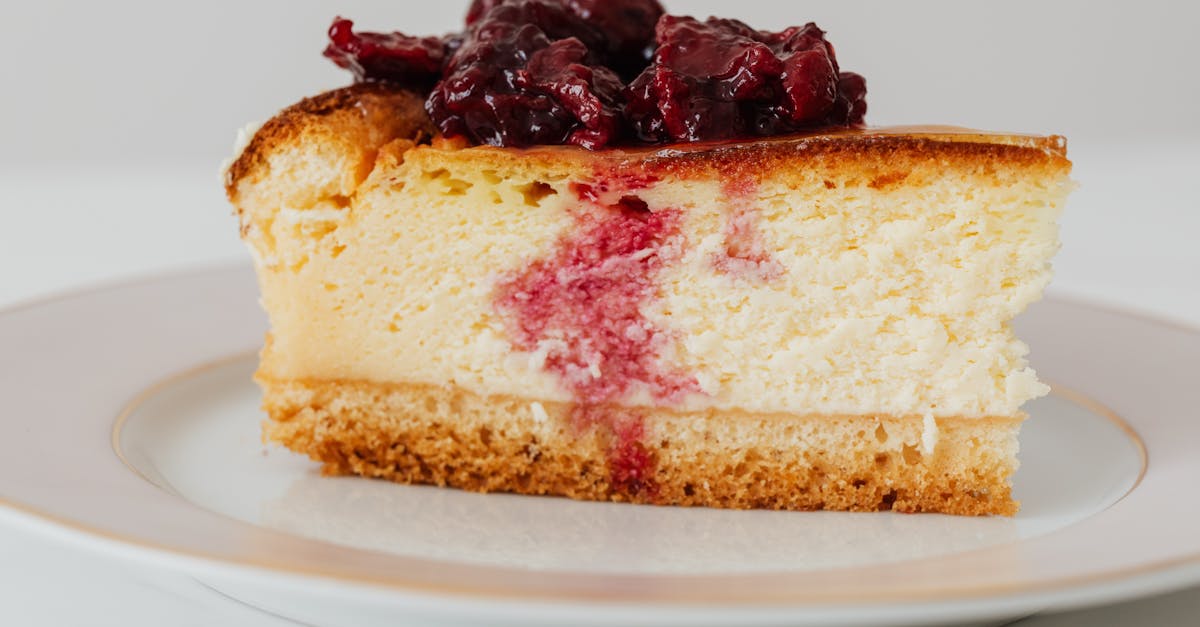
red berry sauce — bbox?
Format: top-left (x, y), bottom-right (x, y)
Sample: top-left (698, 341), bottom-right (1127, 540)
top-left (712, 179), bottom-right (785, 282)
top-left (494, 174), bottom-right (700, 496)
top-left (494, 186), bottom-right (697, 405)
top-left (573, 406), bottom-right (658, 496)
top-left (324, 0), bottom-right (867, 149)
top-left (569, 168), bottom-right (658, 205)
top-left (427, 2), bottom-right (629, 149)
top-left (626, 17), bottom-right (866, 143)
top-left (323, 18), bottom-right (453, 88)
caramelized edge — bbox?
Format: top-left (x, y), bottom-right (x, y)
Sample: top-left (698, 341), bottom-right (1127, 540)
top-left (223, 83), bottom-right (435, 199)
top-left (224, 83), bottom-right (1071, 197)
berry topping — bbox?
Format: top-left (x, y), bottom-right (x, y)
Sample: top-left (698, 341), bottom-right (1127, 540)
top-left (428, 2), bottom-right (626, 149)
top-left (322, 18), bottom-right (450, 87)
top-left (558, 0), bottom-right (664, 79)
top-left (323, 2), bottom-right (867, 148)
top-left (465, 0), bottom-right (663, 78)
top-left (626, 17), bottom-right (867, 143)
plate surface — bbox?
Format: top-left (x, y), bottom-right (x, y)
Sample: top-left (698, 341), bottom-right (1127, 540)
top-left (1, 266), bottom-right (1198, 627)
top-left (118, 355), bottom-right (1143, 575)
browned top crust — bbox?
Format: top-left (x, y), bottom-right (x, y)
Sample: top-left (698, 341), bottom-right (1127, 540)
top-left (225, 84), bottom-right (1070, 196)
top-left (224, 83), bottom-right (435, 198)
top-left (628, 129), bottom-right (1070, 181)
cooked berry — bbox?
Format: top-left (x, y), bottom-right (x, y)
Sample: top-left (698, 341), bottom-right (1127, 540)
top-left (428, 1), bottom-right (625, 149)
top-left (559, 0), bottom-right (663, 78)
top-left (322, 17), bottom-right (449, 87)
top-left (626, 16), bottom-right (867, 143)
top-left (324, 2), bottom-right (867, 148)
top-left (466, 0), bottom-right (662, 78)
top-left (466, 0), bottom-right (503, 25)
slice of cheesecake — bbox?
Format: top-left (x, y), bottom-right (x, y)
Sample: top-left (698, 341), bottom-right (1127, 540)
top-left (226, 83), bottom-right (1071, 515)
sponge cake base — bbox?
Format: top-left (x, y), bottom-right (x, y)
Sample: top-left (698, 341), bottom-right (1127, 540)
top-left (262, 377), bottom-right (1021, 515)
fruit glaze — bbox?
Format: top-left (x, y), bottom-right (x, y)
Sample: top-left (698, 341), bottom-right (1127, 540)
top-left (324, 0), bottom-right (867, 149)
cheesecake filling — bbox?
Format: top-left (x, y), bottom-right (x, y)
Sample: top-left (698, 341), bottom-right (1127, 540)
top-left (712, 178), bottom-right (785, 282)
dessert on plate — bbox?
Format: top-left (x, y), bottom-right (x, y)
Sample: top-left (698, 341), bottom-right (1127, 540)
top-left (225, 0), bottom-right (1071, 515)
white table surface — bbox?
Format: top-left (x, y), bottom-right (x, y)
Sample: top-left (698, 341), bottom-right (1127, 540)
top-left (0, 139), bottom-right (1197, 625)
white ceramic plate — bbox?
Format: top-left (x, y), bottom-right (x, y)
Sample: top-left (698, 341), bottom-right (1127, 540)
top-left (0, 266), bottom-right (1197, 627)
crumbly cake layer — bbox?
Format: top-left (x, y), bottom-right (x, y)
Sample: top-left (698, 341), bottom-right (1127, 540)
top-left (262, 377), bottom-right (1021, 516)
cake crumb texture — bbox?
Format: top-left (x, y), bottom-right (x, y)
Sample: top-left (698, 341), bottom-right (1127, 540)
top-left (262, 377), bottom-right (1021, 516)
top-left (227, 85), bottom-right (1070, 516)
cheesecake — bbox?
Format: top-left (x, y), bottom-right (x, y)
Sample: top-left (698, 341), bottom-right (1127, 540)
top-left (224, 1), bottom-right (1072, 515)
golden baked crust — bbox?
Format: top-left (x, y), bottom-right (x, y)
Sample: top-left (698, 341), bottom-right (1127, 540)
top-left (225, 83), bottom-right (435, 202)
top-left (261, 377), bottom-right (1020, 516)
top-left (225, 84), bottom-right (1069, 201)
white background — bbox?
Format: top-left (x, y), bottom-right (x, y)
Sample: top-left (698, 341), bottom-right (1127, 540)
top-left (1, 1), bottom-right (1197, 624)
